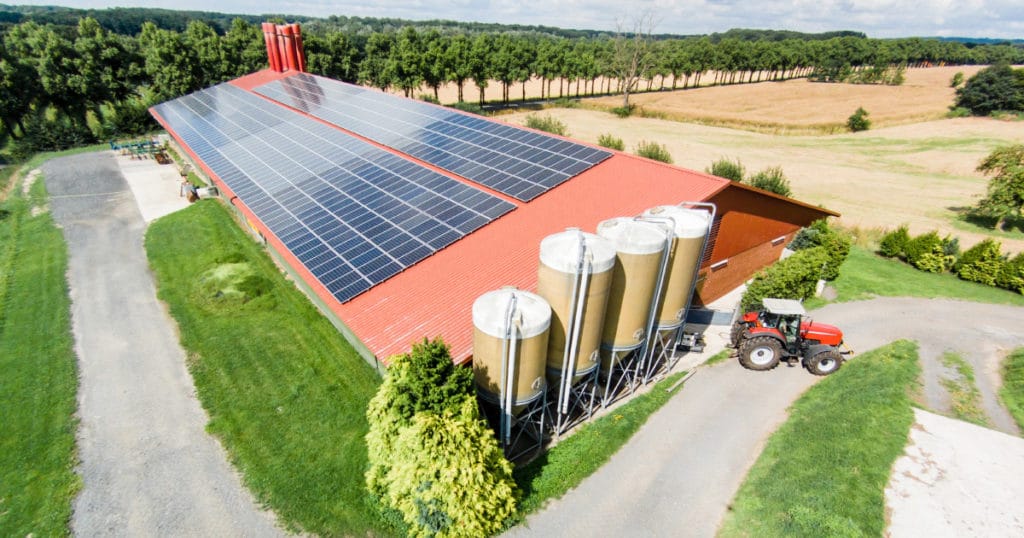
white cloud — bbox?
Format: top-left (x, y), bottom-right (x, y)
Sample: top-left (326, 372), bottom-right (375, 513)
top-left (7, 0), bottom-right (1024, 38)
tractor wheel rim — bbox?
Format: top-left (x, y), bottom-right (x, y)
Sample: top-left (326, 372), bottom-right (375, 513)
top-left (751, 346), bottom-right (775, 365)
top-left (818, 358), bottom-right (837, 372)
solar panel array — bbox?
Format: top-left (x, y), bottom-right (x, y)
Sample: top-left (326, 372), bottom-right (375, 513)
top-left (254, 74), bottom-right (611, 202)
top-left (152, 83), bottom-right (514, 302)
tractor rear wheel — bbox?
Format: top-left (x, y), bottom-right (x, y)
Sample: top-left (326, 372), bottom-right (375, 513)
top-left (806, 348), bottom-right (843, 376)
top-left (729, 321), bottom-right (746, 348)
top-left (738, 336), bottom-right (782, 371)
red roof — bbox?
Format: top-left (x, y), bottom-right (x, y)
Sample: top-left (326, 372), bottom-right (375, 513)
top-left (153, 69), bottom-right (730, 364)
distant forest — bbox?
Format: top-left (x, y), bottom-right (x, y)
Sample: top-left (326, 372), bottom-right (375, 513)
top-left (1, 4), bottom-right (1022, 158)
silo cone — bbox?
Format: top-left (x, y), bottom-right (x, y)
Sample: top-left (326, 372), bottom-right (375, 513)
top-left (536, 229), bottom-right (616, 385)
top-left (643, 206), bottom-right (711, 328)
top-left (596, 218), bottom-right (667, 370)
top-left (472, 288), bottom-right (551, 413)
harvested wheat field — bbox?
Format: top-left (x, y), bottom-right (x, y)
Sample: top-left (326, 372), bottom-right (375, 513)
top-left (588, 66), bottom-right (989, 133)
top-left (500, 108), bottom-right (1024, 253)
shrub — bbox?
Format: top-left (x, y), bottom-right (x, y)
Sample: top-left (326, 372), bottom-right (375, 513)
top-left (386, 398), bottom-right (517, 538)
top-left (947, 106), bottom-right (971, 118)
top-left (788, 219), bottom-right (850, 281)
top-left (10, 110), bottom-right (98, 160)
top-left (996, 253), bottom-right (1024, 294)
top-left (904, 231), bottom-right (954, 273)
top-left (878, 225), bottom-right (910, 259)
top-left (102, 97), bottom-right (157, 138)
top-left (611, 104), bottom-right (635, 118)
top-left (955, 64), bottom-right (1024, 116)
top-left (706, 157), bottom-right (745, 182)
top-left (634, 140), bottom-right (673, 163)
top-left (524, 113), bottom-right (568, 136)
top-left (597, 133), bottom-right (625, 151)
top-left (747, 166), bottom-right (793, 197)
top-left (365, 339), bottom-right (515, 537)
top-left (951, 71), bottom-right (965, 88)
top-left (741, 246), bottom-right (830, 311)
top-left (448, 101), bottom-right (484, 115)
top-left (552, 97), bottom-right (579, 108)
top-left (847, 107), bottom-right (871, 132)
top-left (418, 93), bottom-right (440, 104)
top-left (955, 239), bottom-right (1005, 286)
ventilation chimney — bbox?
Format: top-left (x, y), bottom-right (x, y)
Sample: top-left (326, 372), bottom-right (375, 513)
top-left (261, 22), bottom-right (281, 72)
top-left (291, 23), bottom-right (306, 73)
top-left (263, 21), bottom-right (307, 73)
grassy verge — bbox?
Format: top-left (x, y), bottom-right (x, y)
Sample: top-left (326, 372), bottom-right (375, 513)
top-left (938, 351), bottom-right (990, 427)
top-left (1000, 348), bottom-right (1024, 432)
top-left (513, 371), bottom-right (687, 518)
top-left (704, 348), bottom-right (733, 367)
top-left (0, 171), bottom-right (79, 536)
top-left (144, 201), bottom-right (386, 535)
top-left (805, 246), bottom-right (1024, 309)
top-left (718, 341), bottom-right (920, 537)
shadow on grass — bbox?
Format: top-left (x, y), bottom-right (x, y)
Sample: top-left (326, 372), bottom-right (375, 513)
top-left (948, 205), bottom-right (1024, 235)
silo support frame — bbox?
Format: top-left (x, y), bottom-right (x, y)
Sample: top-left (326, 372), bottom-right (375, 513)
top-left (600, 347), bottom-right (644, 408)
top-left (550, 366), bottom-right (600, 437)
top-left (644, 325), bottom-right (684, 383)
top-left (479, 391), bottom-right (548, 463)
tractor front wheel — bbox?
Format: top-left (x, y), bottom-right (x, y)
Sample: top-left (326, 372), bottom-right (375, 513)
top-left (806, 348), bottom-right (843, 376)
top-left (738, 336), bottom-right (782, 371)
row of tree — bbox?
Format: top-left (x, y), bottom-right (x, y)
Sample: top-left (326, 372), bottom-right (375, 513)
top-left (2, 15), bottom-right (1024, 149)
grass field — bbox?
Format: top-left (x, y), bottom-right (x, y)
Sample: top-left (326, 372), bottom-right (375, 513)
top-left (145, 201), bottom-right (388, 536)
top-left (1001, 348), bottom-right (1024, 432)
top-left (939, 351), bottom-right (990, 427)
top-left (0, 169), bottom-right (79, 536)
top-left (718, 340), bottom-right (920, 537)
top-left (513, 371), bottom-right (687, 519)
top-left (804, 246), bottom-right (1024, 308)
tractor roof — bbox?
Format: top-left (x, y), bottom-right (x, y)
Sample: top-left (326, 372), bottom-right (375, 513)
top-left (762, 298), bottom-right (807, 316)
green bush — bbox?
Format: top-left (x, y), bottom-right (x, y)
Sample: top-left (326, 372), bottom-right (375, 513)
top-left (903, 231), bottom-right (952, 273)
top-left (789, 219), bottom-right (851, 281)
top-left (741, 246), bottom-right (830, 311)
top-left (10, 111), bottom-right (98, 160)
top-left (102, 97), bottom-right (157, 138)
top-left (525, 113), bottom-right (568, 136)
top-left (747, 166), bottom-right (792, 197)
top-left (418, 93), bottom-right (440, 104)
top-left (951, 72), bottom-right (965, 88)
top-left (706, 157), bottom-right (745, 182)
top-left (947, 106), bottom-right (972, 118)
top-left (366, 339), bottom-right (514, 537)
top-left (878, 225), bottom-right (910, 259)
top-left (386, 398), bottom-right (517, 538)
top-left (597, 133), bottom-right (625, 151)
top-left (955, 64), bottom-right (1024, 116)
top-left (996, 253), bottom-right (1024, 294)
top-left (634, 140), bottom-right (673, 163)
top-left (847, 107), bottom-right (871, 132)
top-left (552, 97), bottom-right (579, 108)
top-left (954, 239), bottom-right (1004, 286)
top-left (611, 104), bottom-right (635, 117)
top-left (448, 102), bottom-right (484, 115)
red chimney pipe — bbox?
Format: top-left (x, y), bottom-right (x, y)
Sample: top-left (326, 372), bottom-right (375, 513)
top-left (291, 23), bottom-right (306, 73)
top-left (275, 25), bottom-right (289, 71)
top-left (261, 22), bottom-right (281, 72)
top-left (281, 24), bottom-right (298, 72)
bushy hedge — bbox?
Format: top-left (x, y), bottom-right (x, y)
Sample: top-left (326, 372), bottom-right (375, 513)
top-left (365, 338), bottom-right (516, 537)
top-left (789, 219), bottom-right (851, 281)
top-left (879, 227), bottom-right (1024, 294)
top-left (741, 246), bottom-right (830, 311)
top-left (597, 133), bottom-right (625, 151)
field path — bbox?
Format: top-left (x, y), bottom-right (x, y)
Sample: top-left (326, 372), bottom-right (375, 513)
top-left (507, 297), bottom-right (1024, 537)
top-left (44, 152), bottom-right (285, 537)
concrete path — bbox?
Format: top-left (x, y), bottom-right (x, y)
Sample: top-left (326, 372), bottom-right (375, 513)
top-left (509, 296), bottom-right (1024, 537)
top-left (45, 152), bottom-right (284, 537)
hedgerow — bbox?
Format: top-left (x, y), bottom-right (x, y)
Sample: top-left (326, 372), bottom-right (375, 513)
top-left (741, 246), bottom-right (830, 311)
top-left (878, 225), bottom-right (910, 259)
top-left (955, 239), bottom-right (1004, 286)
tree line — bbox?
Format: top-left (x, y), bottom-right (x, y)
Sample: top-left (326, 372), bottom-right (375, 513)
top-left (2, 13), bottom-right (1023, 157)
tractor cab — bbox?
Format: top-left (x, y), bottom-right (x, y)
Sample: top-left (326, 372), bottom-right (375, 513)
top-left (762, 298), bottom-right (805, 347)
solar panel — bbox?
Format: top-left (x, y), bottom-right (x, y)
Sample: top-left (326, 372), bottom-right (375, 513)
top-left (253, 73), bottom-right (611, 202)
top-left (152, 83), bottom-right (514, 303)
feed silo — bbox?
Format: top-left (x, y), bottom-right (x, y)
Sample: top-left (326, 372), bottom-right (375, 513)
top-left (642, 205), bottom-right (712, 329)
top-left (596, 217), bottom-right (670, 370)
top-left (536, 229), bottom-right (616, 385)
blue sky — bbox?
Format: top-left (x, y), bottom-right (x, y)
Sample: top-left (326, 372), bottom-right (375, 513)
top-left (9, 1), bottom-right (1024, 39)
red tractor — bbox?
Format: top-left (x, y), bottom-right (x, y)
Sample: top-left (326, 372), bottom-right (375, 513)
top-left (729, 298), bottom-right (852, 376)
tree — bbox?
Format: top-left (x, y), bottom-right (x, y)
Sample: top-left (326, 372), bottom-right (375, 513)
top-left (391, 27), bottom-right (425, 97)
top-left (139, 22), bottom-right (201, 100)
top-left (468, 34), bottom-right (492, 105)
top-left (420, 29), bottom-right (447, 101)
top-left (612, 12), bottom-right (657, 109)
top-left (972, 144), bottom-right (1024, 230)
top-left (955, 64), bottom-right (1024, 116)
top-left (183, 20), bottom-right (225, 88)
top-left (748, 166), bottom-right (793, 197)
top-left (847, 107), bottom-right (870, 132)
top-left (446, 33), bottom-right (472, 102)
top-left (304, 30), bottom-right (358, 82)
top-left (0, 37), bottom-right (39, 136)
top-left (359, 31), bottom-right (395, 92)
top-left (222, 19), bottom-right (267, 78)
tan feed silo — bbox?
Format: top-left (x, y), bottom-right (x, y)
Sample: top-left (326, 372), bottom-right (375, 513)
top-left (596, 218), bottom-right (669, 368)
top-left (536, 229), bottom-right (616, 383)
top-left (642, 206), bottom-right (711, 328)
top-left (472, 288), bottom-right (551, 409)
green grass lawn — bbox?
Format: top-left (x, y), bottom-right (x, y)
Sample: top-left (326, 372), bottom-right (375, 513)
top-left (0, 171), bottom-right (79, 536)
top-left (718, 341), bottom-right (920, 537)
top-left (513, 371), bottom-right (687, 519)
top-left (939, 351), bottom-right (990, 427)
top-left (144, 201), bottom-right (388, 535)
top-left (1000, 348), bottom-right (1024, 433)
top-left (805, 246), bottom-right (1024, 309)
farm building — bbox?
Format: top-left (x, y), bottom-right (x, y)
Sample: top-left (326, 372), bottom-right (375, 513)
top-left (149, 24), bottom-right (835, 369)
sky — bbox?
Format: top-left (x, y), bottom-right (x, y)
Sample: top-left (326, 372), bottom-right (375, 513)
top-left (7, 0), bottom-right (1024, 39)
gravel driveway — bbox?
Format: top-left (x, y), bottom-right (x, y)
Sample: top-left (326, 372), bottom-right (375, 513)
top-left (508, 296), bottom-right (1024, 537)
top-left (45, 152), bottom-right (285, 537)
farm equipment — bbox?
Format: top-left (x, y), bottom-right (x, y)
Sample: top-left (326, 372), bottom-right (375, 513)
top-left (729, 298), bottom-right (852, 376)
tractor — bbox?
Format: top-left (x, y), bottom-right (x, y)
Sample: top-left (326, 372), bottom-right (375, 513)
top-left (729, 298), bottom-right (852, 376)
